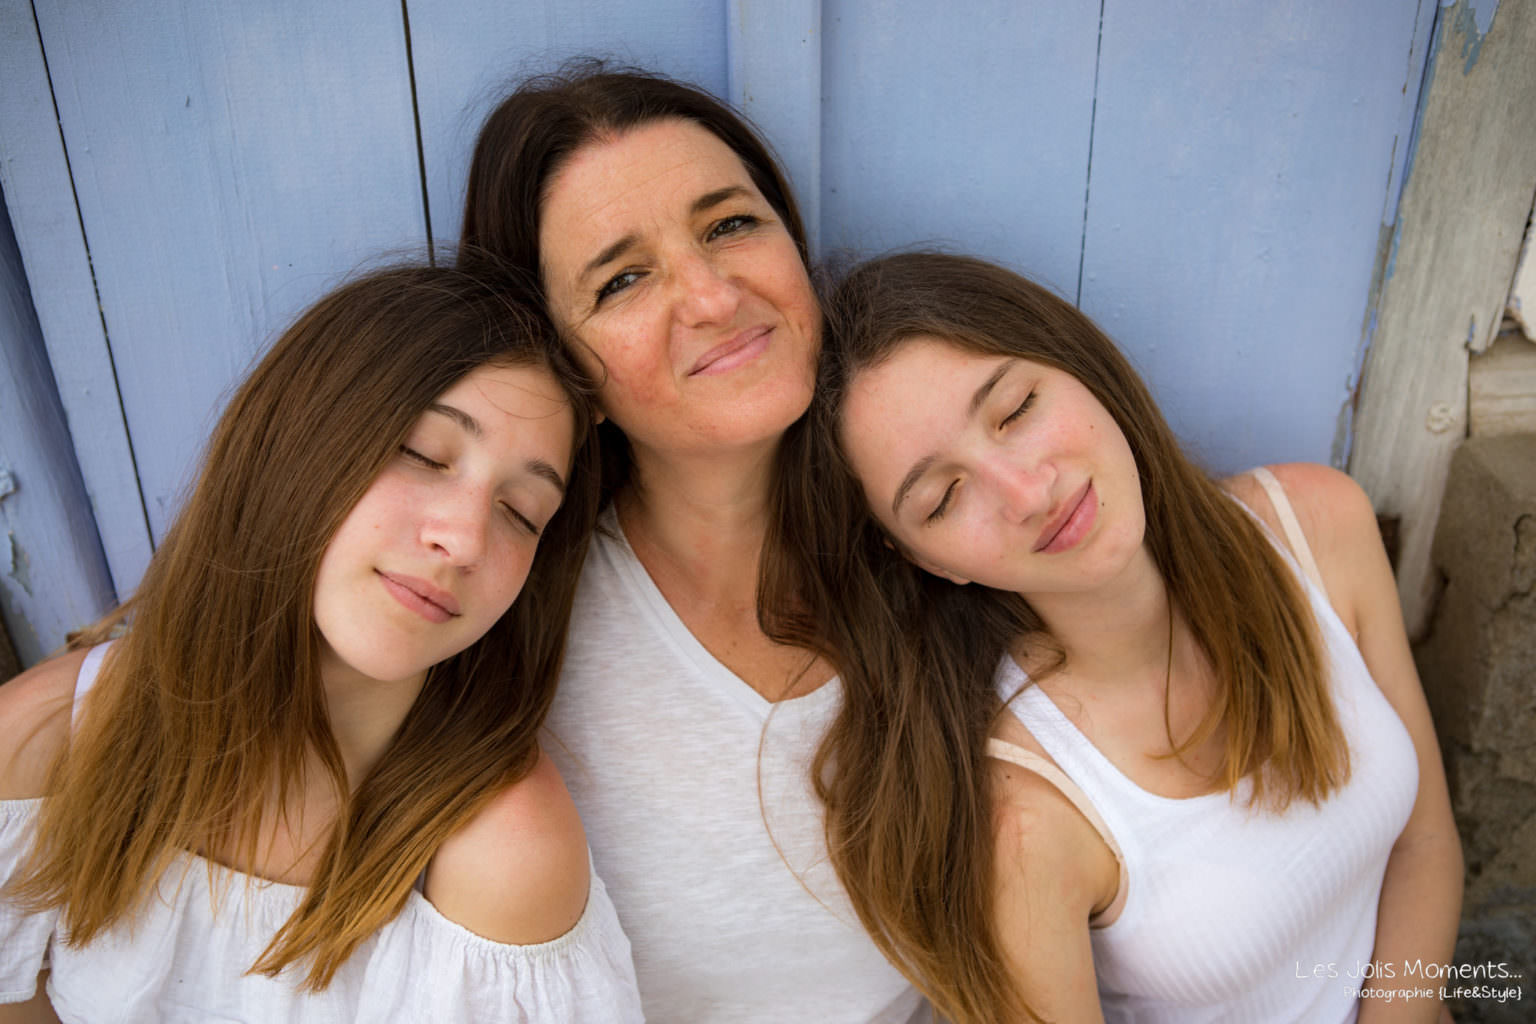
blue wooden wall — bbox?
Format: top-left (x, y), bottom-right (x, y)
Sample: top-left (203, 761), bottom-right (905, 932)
top-left (0, 0), bottom-right (1436, 664)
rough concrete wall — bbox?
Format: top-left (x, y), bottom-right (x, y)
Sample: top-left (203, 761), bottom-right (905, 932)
top-left (1414, 435), bottom-right (1536, 1023)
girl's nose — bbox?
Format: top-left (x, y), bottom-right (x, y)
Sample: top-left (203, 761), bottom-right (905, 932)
top-left (981, 455), bottom-right (1052, 523)
top-left (420, 490), bottom-right (490, 568)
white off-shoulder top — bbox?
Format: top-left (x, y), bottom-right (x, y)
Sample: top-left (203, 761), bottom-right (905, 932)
top-left (0, 645), bottom-right (644, 1023)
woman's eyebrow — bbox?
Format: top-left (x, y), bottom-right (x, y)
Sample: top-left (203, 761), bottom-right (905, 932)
top-left (691, 185), bottom-right (750, 215)
top-left (581, 234), bottom-right (638, 282)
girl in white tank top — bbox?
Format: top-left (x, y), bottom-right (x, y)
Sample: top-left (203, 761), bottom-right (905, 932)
top-left (804, 252), bottom-right (1462, 1023)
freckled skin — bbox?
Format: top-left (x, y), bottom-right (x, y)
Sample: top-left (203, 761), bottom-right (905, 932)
top-left (538, 119), bottom-right (820, 462)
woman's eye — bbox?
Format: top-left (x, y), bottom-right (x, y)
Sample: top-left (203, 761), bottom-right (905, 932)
top-left (400, 446), bottom-right (446, 470)
top-left (595, 270), bottom-right (643, 304)
top-left (501, 503), bottom-right (542, 537)
top-left (1000, 392), bottom-right (1036, 429)
top-left (925, 481), bottom-right (959, 524)
top-left (707, 214), bottom-right (759, 241)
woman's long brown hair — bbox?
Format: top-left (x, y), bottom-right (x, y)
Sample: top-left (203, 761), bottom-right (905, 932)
top-left (7, 260), bottom-right (601, 990)
top-left (763, 252), bottom-right (1350, 1023)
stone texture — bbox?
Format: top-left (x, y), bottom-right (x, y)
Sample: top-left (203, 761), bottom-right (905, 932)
top-left (1413, 435), bottom-right (1536, 1022)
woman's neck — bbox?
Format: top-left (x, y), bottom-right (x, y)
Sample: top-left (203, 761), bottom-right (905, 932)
top-left (618, 438), bottom-right (779, 596)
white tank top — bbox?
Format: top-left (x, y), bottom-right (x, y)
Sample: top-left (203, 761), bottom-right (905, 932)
top-left (544, 508), bottom-right (926, 1024)
top-left (991, 471), bottom-right (1419, 1022)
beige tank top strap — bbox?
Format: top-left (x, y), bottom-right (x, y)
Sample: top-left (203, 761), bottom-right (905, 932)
top-left (986, 737), bottom-right (1129, 928)
top-left (1247, 466), bottom-right (1327, 597)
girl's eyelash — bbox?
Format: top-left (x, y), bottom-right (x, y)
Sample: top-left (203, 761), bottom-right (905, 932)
top-left (1000, 391), bottom-right (1036, 428)
top-left (503, 504), bottom-right (541, 537)
top-left (926, 481), bottom-right (958, 524)
top-left (400, 445), bottom-right (446, 470)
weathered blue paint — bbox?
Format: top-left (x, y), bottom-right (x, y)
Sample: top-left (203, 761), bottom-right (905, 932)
top-left (0, 188), bottom-right (116, 663)
top-left (820, 0), bottom-right (1099, 295)
top-left (729, 0), bottom-right (823, 254)
top-left (0, 0), bottom-right (154, 595)
top-left (1, 0), bottom-right (1440, 663)
top-left (1381, 0), bottom-right (1438, 226)
top-left (1453, 0), bottom-right (1500, 73)
top-left (31, 1), bottom-right (429, 544)
top-left (410, 0), bottom-right (730, 253)
top-left (1079, 1), bottom-right (1422, 473)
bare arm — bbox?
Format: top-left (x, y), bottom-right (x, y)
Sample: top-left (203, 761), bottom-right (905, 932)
top-left (991, 760), bottom-right (1117, 1023)
top-left (0, 973), bottom-right (61, 1024)
top-left (1272, 465), bottom-right (1463, 1024)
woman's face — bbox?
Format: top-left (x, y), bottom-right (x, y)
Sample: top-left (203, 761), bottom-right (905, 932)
top-left (312, 361), bottom-right (576, 687)
top-left (537, 118), bottom-right (819, 461)
top-left (839, 336), bottom-right (1146, 597)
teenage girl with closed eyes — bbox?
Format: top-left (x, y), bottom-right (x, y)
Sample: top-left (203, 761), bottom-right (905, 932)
top-left (0, 263), bottom-right (641, 1022)
top-left (769, 251), bottom-right (1461, 1023)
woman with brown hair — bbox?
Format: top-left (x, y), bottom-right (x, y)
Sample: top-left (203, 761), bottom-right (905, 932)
top-left (779, 250), bottom-right (1462, 1022)
top-left (0, 262), bottom-right (641, 1021)
top-left (460, 63), bottom-right (925, 1021)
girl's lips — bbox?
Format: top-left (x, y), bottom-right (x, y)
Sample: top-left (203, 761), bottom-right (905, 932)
top-left (1033, 481), bottom-right (1097, 554)
top-left (689, 326), bottom-right (772, 376)
top-left (377, 571), bottom-right (461, 623)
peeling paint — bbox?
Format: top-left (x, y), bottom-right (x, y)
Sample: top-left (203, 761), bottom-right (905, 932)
top-left (0, 470), bottom-right (15, 502)
top-left (5, 533), bottom-right (31, 597)
top-left (1451, 0), bottom-right (1499, 74)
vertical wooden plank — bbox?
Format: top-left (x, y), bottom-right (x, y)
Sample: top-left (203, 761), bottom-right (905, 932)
top-left (0, 193), bottom-right (117, 664)
top-left (1080, 0), bottom-right (1425, 473)
top-left (820, 0), bottom-right (1099, 296)
top-left (409, 0), bottom-right (729, 251)
top-left (727, 0), bottom-right (822, 254)
top-left (34, 0), bottom-right (427, 550)
top-left (0, 0), bottom-right (153, 595)
top-left (1350, 0), bottom-right (1536, 635)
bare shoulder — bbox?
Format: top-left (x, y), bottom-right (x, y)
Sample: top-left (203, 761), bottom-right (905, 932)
top-left (0, 648), bottom-right (89, 800)
top-left (988, 714), bottom-right (1118, 919)
top-left (1224, 464), bottom-right (1383, 617)
top-left (1222, 462), bottom-right (1376, 544)
top-left (424, 749), bottom-right (590, 946)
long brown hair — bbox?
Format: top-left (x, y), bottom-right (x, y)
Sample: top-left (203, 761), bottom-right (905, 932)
top-left (8, 260), bottom-right (601, 989)
top-left (765, 252), bottom-right (1350, 1022)
top-left (460, 57), bottom-right (811, 508)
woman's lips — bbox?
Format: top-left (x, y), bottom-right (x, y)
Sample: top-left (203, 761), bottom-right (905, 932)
top-left (377, 571), bottom-right (461, 623)
top-left (1033, 481), bottom-right (1096, 554)
top-left (689, 326), bottom-right (772, 376)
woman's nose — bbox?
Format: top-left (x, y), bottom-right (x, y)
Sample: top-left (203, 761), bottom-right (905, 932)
top-left (671, 251), bottom-right (741, 326)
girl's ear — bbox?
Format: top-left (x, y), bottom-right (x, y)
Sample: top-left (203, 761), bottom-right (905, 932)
top-left (593, 408), bottom-right (607, 425)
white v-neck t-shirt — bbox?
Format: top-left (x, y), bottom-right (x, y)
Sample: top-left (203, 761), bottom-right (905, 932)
top-left (544, 508), bottom-right (925, 1023)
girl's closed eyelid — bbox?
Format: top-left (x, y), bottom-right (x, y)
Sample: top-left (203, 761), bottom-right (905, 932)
top-left (999, 391), bottom-right (1036, 428)
top-left (400, 445), bottom-right (446, 470)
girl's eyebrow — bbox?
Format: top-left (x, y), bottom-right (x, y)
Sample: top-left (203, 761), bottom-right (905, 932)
top-left (427, 402), bottom-right (481, 438)
top-left (426, 403), bottom-right (566, 494)
top-left (892, 361), bottom-right (1016, 516)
